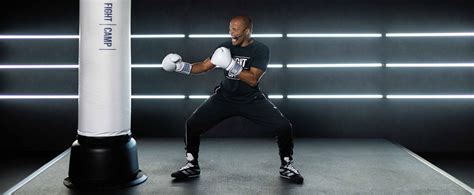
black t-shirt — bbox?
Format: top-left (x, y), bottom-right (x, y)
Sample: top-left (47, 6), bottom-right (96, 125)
top-left (214, 40), bottom-right (270, 101)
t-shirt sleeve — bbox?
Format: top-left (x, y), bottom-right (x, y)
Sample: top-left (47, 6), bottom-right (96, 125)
top-left (251, 44), bottom-right (270, 71)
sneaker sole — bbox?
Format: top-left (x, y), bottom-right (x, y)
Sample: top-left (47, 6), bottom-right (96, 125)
top-left (280, 175), bottom-right (303, 184)
top-left (171, 174), bottom-right (200, 179)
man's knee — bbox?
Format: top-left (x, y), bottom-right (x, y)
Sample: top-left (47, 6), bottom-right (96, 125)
top-left (276, 120), bottom-right (293, 134)
top-left (186, 116), bottom-right (205, 135)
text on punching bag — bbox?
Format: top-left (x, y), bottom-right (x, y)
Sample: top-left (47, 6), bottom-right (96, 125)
top-left (103, 3), bottom-right (113, 47)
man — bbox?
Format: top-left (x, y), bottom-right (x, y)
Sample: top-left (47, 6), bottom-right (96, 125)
top-left (161, 15), bottom-right (303, 184)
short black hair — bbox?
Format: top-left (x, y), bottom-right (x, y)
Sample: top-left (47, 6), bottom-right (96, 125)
top-left (231, 15), bottom-right (253, 31)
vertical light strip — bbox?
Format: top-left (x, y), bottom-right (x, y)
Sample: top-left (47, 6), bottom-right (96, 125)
top-left (386, 95), bottom-right (474, 99)
top-left (5, 33), bottom-right (473, 39)
top-left (132, 95), bottom-right (186, 99)
top-left (287, 95), bottom-right (383, 99)
top-left (0, 34), bottom-right (186, 39)
top-left (287, 63), bottom-right (382, 68)
top-left (287, 33), bottom-right (382, 37)
top-left (0, 34), bottom-right (184, 39)
top-left (6, 63), bottom-right (474, 69)
top-left (386, 32), bottom-right (474, 37)
top-left (268, 95), bottom-right (284, 99)
top-left (188, 95), bottom-right (210, 99)
top-left (0, 95), bottom-right (197, 99)
top-left (188, 34), bottom-right (230, 38)
top-left (188, 95), bottom-right (284, 99)
top-left (0, 65), bottom-right (79, 69)
top-left (386, 63), bottom-right (474, 67)
top-left (188, 34), bottom-right (283, 38)
top-left (0, 95), bottom-right (78, 99)
top-left (267, 64), bottom-right (283, 68)
top-left (3, 95), bottom-right (474, 100)
top-left (0, 64), bottom-right (279, 69)
top-left (131, 64), bottom-right (162, 68)
top-left (0, 35), bottom-right (79, 39)
top-left (5, 63), bottom-right (473, 69)
top-left (0, 64), bottom-right (281, 69)
top-left (252, 34), bottom-right (283, 38)
top-left (0, 64), bottom-right (165, 69)
top-left (131, 34), bottom-right (185, 38)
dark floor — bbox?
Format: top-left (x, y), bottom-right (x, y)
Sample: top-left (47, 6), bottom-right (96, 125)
top-left (420, 153), bottom-right (474, 189)
top-left (0, 151), bottom-right (59, 193)
top-left (5, 138), bottom-right (472, 195)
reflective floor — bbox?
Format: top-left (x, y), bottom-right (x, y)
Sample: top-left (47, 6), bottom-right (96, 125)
top-left (3, 138), bottom-right (473, 195)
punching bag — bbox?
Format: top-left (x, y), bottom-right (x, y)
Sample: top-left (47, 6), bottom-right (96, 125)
top-left (64, 0), bottom-right (147, 189)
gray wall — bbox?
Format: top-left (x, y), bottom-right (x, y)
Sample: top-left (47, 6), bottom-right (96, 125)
top-left (0, 0), bottom-right (473, 153)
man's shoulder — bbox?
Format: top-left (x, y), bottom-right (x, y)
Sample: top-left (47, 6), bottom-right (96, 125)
top-left (253, 39), bottom-right (268, 50)
top-left (218, 41), bottom-right (233, 48)
top-left (252, 40), bottom-right (269, 53)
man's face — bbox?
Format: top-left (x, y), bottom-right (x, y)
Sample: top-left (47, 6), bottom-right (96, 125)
top-left (229, 19), bottom-right (250, 46)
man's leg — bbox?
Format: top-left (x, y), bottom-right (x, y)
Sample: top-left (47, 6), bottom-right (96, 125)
top-left (172, 92), bottom-right (237, 179)
top-left (185, 93), bottom-right (237, 160)
top-left (239, 94), bottom-right (303, 184)
top-left (239, 94), bottom-right (294, 160)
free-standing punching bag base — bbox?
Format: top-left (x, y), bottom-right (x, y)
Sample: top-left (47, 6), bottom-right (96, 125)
top-left (63, 135), bottom-right (147, 189)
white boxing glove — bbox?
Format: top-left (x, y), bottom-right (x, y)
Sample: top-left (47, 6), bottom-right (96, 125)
top-left (211, 47), bottom-right (243, 77)
top-left (161, 53), bottom-right (192, 74)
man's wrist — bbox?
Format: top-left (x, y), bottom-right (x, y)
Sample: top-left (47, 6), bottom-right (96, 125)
top-left (227, 61), bottom-right (243, 77)
top-left (176, 62), bottom-right (192, 74)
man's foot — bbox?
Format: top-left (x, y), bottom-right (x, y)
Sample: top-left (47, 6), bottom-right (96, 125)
top-left (279, 157), bottom-right (304, 184)
top-left (171, 153), bottom-right (200, 179)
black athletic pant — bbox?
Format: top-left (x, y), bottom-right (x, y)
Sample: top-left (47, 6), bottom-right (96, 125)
top-left (185, 91), bottom-right (294, 162)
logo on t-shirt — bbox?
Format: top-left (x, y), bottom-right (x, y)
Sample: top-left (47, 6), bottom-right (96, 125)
top-left (234, 56), bottom-right (250, 68)
top-left (226, 56), bottom-right (250, 80)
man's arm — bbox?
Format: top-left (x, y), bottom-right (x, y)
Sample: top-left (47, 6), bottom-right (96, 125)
top-left (209, 47), bottom-right (266, 86)
top-left (237, 67), bottom-right (265, 87)
top-left (161, 53), bottom-right (216, 75)
top-left (190, 58), bottom-right (215, 74)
